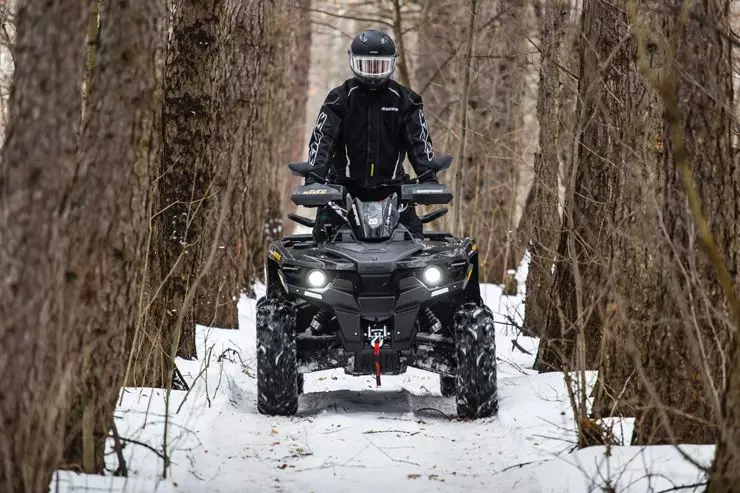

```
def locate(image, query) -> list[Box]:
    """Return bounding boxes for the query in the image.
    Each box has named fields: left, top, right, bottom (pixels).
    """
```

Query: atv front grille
left=336, top=271, right=415, bottom=295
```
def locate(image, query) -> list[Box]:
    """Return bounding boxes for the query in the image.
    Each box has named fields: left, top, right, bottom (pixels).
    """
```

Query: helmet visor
left=350, top=55, right=396, bottom=79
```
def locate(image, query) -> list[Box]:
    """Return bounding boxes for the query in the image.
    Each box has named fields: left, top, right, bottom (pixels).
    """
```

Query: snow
left=49, top=253, right=712, bottom=492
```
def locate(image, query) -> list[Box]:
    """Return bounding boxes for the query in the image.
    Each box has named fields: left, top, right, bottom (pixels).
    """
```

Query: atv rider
left=306, top=29, right=439, bottom=242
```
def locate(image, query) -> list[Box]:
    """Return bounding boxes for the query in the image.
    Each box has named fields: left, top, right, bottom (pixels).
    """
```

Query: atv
left=256, top=155, right=497, bottom=419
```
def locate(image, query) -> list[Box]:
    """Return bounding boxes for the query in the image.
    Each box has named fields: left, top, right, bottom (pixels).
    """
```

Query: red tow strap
left=373, top=340, right=381, bottom=387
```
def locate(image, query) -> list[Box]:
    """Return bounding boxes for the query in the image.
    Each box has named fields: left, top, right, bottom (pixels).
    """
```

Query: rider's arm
left=306, top=87, right=345, bottom=183
left=402, top=90, right=436, bottom=182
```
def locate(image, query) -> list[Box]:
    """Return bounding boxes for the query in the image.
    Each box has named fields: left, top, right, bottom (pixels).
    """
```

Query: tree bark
left=631, top=0, right=736, bottom=446
left=280, top=0, right=312, bottom=216
left=536, top=0, right=624, bottom=372
left=61, top=0, right=166, bottom=472
left=709, top=340, right=740, bottom=490
left=137, top=1, right=226, bottom=386
left=523, top=0, right=566, bottom=337
left=452, top=0, right=477, bottom=238
left=0, top=1, right=90, bottom=490
left=590, top=1, right=664, bottom=419
left=193, top=0, right=276, bottom=324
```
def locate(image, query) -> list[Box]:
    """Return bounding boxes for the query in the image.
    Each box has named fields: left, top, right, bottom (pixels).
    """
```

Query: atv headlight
left=307, top=269, right=327, bottom=288
left=423, top=266, right=443, bottom=286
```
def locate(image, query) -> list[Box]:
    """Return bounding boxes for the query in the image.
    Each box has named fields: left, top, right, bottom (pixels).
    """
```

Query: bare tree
left=0, top=0, right=90, bottom=490
left=628, top=0, right=736, bottom=445
left=61, top=0, right=167, bottom=472
left=536, top=0, right=625, bottom=372
left=523, top=0, right=568, bottom=337
left=417, top=0, right=537, bottom=283
left=709, top=327, right=740, bottom=490
left=133, top=1, right=228, bottom=388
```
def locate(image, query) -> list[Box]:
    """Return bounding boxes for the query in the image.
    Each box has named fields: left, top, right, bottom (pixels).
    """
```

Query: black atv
left=256, top=155, right=497, bottom=419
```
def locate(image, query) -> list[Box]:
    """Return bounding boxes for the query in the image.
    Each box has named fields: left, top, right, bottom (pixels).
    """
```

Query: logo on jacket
left=381, top=106, right=399, bottom=112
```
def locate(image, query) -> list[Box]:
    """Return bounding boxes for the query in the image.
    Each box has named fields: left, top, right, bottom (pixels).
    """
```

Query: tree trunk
left=193, top=0, right=276, bottom=324
left=631, top=0, right=736, bottom=445
left=709, top=340, right=740, bottom=490
left=452, top=0, right=477, bottom=238
left=280, top=0, right=312, bottom=217
left=0, top=1, right=90, bottom=490
left=590, top=2, right=664, bottom=419
left=61, top=0, right=166, bottom=472
left=536, top=0, right=623, bottom=372
left=137, top=1, right=226, bottom=387
left=523, top=0, right=566, bottom=337
left=417, top=0, right=534, bottom=283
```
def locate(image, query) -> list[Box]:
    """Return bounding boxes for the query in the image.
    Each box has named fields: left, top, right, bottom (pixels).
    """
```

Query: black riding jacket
left=307, top=78, right=435, bottom=187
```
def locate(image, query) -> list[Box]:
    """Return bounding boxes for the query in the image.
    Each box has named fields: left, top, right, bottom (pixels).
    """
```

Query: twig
left=511, top=338, right=533, bottom=355
left=415, top=407, right=453, bottom=421
left=363, top=429, right=421, bottom=435
left=656, top=482, right=708, bottom=493
left=114, top=435, right=168, bottom=462
left=176, top=344, right=214, bottom=414
left=364, top=436, right=420, bottom=466
left=109, top=421, right=128, bottom=477
left=497, top=460, right=538, bottom=473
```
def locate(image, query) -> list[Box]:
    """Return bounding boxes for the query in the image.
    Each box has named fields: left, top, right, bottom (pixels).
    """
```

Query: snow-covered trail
left=51, top=260, right=712, bottom=493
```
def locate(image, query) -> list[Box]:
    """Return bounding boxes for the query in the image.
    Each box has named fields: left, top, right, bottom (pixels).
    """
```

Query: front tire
left=257, top=297, right=299, bottom=415
left=440, top=374, right=456, bottom=397
left=454, top=302, right=498, bottom=418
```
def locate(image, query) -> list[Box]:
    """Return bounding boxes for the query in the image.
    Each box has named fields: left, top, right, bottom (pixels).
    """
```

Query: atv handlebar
left=291, top=182, right=453, bottom=208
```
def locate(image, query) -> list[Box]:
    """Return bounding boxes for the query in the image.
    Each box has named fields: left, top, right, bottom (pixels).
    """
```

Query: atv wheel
left=454, top=302, right=498, bottom=418
left=297, top=373, right=305, bottom=395
left=257, top=297, right=299, bottom=415
left=440, top=374, right=456, bottom=397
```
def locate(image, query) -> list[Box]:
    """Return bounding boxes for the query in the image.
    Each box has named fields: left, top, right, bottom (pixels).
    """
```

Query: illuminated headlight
left=307, top=269, right=327, bottom=288
left=423, top=266, right=443, bottom=286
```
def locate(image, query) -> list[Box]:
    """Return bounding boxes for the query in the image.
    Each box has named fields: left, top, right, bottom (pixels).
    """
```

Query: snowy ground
left=50, top=258, right=713, bottom=493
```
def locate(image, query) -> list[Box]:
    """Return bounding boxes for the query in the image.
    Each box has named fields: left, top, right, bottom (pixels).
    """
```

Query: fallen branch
left=498, top=460, right=538, bottom=473
left=415, top=407, right=453, bottom=421
left=511, top=339, right=533, bottom=355
left=363, top=429, right=421, bottom=436
left=112, top=434, right=168, bottom=462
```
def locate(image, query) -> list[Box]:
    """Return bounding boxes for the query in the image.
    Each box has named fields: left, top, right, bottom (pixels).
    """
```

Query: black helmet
left=348, top=29, right=397, bottom=88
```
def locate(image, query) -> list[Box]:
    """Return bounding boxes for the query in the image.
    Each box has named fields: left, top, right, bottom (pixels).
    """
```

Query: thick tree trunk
left=709, top=339, right=740, bottom=490
left=523, top=0, right=566, bottom=337
left=138, top=1, right=225, bottom=386
left=590, top=2, right=664, bottom=419
left=62, top=0, right=166, bottom=472
left=536, top=0, right=623, bottom=372
left=193, top=0, right=275, bottom=323
left=631, top=0, right=736, bottom=445
left=0, top=1, right=90, bottom=490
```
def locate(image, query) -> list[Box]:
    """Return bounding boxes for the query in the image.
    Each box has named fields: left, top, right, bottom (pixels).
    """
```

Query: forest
left=0, top=0, right=739, bottom=492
